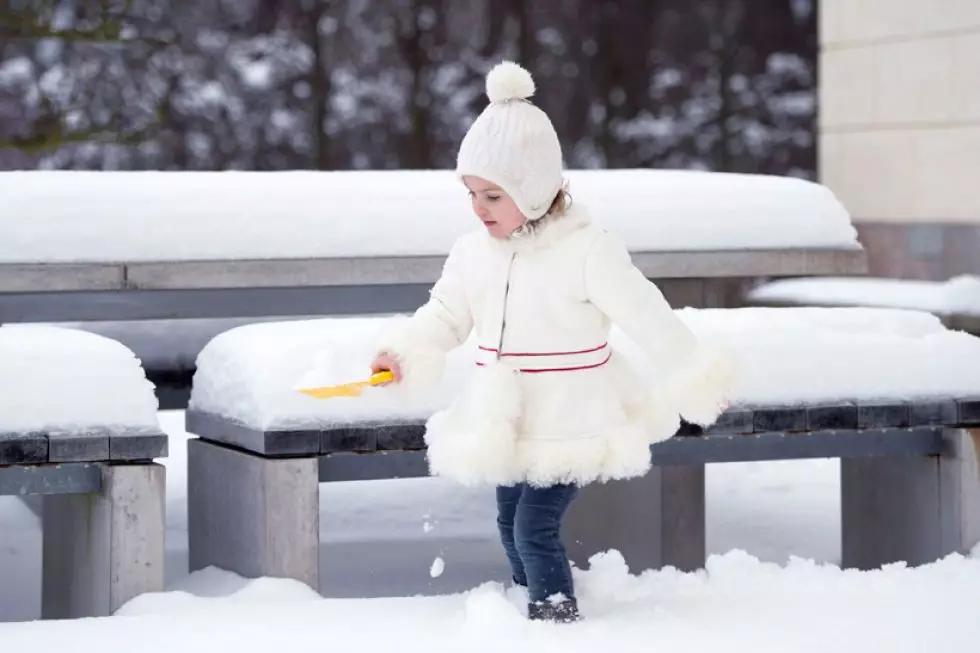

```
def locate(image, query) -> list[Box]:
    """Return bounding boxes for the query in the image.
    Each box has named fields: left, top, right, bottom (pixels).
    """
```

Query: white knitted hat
left=455, top=61, right=564, bottom=221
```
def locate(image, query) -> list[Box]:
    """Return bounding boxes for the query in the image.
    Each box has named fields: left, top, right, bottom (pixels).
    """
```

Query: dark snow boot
left=528, top=598, right=581, bottom=623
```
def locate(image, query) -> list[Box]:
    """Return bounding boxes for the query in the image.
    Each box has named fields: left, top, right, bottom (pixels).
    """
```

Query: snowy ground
left=1, top=411, right=978, bottom=650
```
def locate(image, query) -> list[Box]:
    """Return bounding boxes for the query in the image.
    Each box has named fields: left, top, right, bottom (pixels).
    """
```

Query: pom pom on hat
left=486, top=61, right=535, bottom=104
left=456, top=60, right=564, bottom=221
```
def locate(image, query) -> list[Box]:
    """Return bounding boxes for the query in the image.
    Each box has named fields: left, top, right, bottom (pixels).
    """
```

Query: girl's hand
left=371, top=354, right=402, bottom=385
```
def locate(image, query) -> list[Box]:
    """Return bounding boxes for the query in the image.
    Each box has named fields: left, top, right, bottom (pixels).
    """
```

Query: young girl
left=371, top=61, right=736, bottom=623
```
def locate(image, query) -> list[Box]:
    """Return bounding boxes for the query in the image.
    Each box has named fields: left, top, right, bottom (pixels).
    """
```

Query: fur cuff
left=374, top=318, right=446, bottom=396
left=662, top=341, right=739, bottom=426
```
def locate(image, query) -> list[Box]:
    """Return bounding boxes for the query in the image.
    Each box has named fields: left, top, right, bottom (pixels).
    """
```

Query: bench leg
left=939, top=429, right=980, bottom=556
left=841, top=429, right=980, bottom=569
left=187, top=438, right=319, bottom=590
left=563, top=465, right=705, bottom=574
left=41, top=463, right=166, bottom=619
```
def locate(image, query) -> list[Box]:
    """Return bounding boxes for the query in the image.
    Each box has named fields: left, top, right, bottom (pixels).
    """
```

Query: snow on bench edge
left=748, top=275, right=980, bottom=317
left=0, top=169, right=859, bottom=263
left=188, top=308, right=980, bottom=431
left=0, top=325, right=160, bottom=434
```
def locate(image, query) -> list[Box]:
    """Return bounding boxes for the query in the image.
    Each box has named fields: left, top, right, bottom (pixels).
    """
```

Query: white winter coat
left=376, top=205, right=737, bottom=488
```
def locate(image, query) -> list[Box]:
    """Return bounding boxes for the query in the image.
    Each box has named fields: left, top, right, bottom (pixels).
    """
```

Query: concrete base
left=187, top=438, right=320, bottom=590
left=563, top=465, right=705, bottom=574
left=41, top=463, right=166, bottom=619
left=841, top=429, right=980, bottom=570
left=939, top=429, right=980, bottom=557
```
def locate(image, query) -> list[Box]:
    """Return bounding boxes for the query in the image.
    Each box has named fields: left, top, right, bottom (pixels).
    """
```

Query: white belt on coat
left=474, top=342, right=612, bottom=373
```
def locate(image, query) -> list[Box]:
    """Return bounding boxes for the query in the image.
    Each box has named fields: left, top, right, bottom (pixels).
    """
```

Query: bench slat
left=0, top=433, right=48, bottom=465
left=857, top=402, right=911, bottom=429
left=108, top=431, right=170, bottom=461
left=0, top=429, right=168, bottom=464
left=911, top=400, right=960, bottom=427
left=959, top=397, right=980, bottom=425
left=184, top=410, right=319, bottom=456
left=752, top=406, right=808, bottom=433
left=47, top=432, right=111, bottom=463
left=375, top=423, right=427, bottom=451
left=320, top=426, right=378, bottom=453
left=806, top=403, right=859, bottom=431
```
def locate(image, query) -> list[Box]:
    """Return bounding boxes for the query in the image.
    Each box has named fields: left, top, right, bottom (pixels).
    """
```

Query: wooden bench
left=0, top=325, right=169, bottom=619
left=183, top=397, right=980, bottom=590
left=1, top=428, right=168, bottom=619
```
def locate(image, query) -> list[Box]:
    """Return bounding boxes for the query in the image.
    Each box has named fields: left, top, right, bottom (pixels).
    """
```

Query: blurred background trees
left=0, top=0, right=817, bottom=176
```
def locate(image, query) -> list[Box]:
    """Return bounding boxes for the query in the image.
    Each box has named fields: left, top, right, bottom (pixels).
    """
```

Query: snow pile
left=669, top=306, right=980, bottom=405
left=0, top=169, right=858, bottom=263
left=748, top=275, right=980, bottom=317
left=0, top=325, right=159, bottom=433
left=430, top=557, right=446, bottom=578
left=190, top=316, right=472, bottom=428
left=54, top=317, right=292, bottom=371
left=189, top=307, right=980, bottom=430
left=115, top=567, right=323, bottom=616
left=3, top=548, right=980, bottom=651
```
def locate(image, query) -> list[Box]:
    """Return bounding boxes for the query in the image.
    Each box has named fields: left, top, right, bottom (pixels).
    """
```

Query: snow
left=3, top=539, right=980, bottom=650
left=748, top=275, right=980, bottom=317
left=4, top=410, right=978, bottom=649
left=430, top=557, right=446, bottom=578
left=0, top=169, right=858, bottom=263
left=189, top=307, right=980, bottom=430
left=52, top=317, right=292, bottom=372
left=0, top=325, right=159, bottom=433
left=190, top=315, right=465, bottom=428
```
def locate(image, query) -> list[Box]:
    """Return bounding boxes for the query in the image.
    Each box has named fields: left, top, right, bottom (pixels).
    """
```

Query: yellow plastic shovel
left=297, top=370, right=395, bottom=399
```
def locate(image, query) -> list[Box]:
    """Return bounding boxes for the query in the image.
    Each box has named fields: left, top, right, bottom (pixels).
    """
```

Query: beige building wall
left=819, top=0, right=980, bottom=279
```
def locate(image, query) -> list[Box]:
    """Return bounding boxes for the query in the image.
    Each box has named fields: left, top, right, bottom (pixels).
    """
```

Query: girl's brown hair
left=511, top=181, right=573, bottom=240
left=546, top=181, right=573, bottom=217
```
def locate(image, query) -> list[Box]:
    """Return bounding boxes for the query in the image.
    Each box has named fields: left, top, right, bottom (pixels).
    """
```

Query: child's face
left=463, top=176, right=526, bottom=239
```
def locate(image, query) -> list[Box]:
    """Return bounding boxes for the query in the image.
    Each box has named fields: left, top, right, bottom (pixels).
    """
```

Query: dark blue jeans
left=496, top=482, right=579, bottom=604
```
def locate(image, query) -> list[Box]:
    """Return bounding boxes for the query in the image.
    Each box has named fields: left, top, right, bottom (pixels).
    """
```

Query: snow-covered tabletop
left=0, top=169, right=859, bottom=263
left=188, top=307, right=980, bottom=436
left=0, top=325, right=166, bottom=464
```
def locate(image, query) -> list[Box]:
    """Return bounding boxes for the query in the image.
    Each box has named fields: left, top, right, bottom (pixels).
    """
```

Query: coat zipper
left=496, top=252, right=518, bottom=361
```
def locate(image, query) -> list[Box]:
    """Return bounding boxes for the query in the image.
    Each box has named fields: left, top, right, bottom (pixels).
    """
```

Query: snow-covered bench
left=183, top=309, right=980, bottom=589
left=0, top=170, right=864, bottom=408
left=0, top=325, right=168, bottom=619
left=747, top=275, right=980, bottom=336
left=1, top=169, right=866, bottom=412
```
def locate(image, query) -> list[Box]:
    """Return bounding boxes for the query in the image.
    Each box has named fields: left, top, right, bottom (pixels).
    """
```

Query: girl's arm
left=584, top=231, right=737, bottom=426
left=373, top=240, right=474, bottom=393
